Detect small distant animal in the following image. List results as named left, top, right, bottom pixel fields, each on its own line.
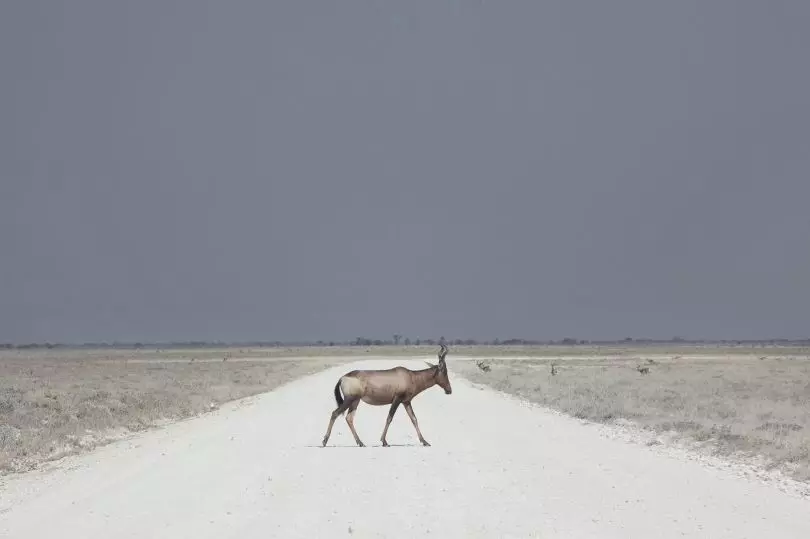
left=475, top=360, right=491, bottom=372
left=636, top=364, right=650, bottom=375
left=322, top=344, right=453, bottom=448
left=550, top=363, right=558, bottom=376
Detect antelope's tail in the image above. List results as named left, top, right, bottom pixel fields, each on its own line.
left=333, top=379, right=345, bottom=412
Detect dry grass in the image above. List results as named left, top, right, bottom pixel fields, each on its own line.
left=5, top=344, right=810, bottom=483
left=0, top=351, right=349, bottom=474
left=452, top=352, right=810, bottom=482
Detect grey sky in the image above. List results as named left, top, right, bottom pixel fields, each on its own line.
left=2, top=1, right=809, bottom=343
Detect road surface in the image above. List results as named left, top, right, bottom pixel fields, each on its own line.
left=2, top=358, right=809, bottom=538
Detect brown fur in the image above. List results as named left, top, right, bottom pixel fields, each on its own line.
left=321, top=345, right=452, bottom=447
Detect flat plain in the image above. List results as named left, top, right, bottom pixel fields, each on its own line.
left=452, top=344, right=810, bottom=483
left=2, top=350, right=810, bottom=538
left=2, top=344, right=809, bottom=483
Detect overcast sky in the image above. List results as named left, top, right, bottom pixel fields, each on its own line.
left=2, top=1, right=809, bottom=344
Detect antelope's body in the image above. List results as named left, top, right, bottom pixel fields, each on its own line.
left=336, top=365, right=442, bottom=405
left=321, top=345, right=452, bottom=447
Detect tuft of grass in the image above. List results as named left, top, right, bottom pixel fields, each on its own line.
left=452, top=353, right=810, bottom=482
left=0, top=354, right=348, bottom=474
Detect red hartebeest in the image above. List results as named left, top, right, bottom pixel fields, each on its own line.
left=321, top=344, right=452, bottom=447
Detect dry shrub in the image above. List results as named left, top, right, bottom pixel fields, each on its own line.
left=453, top=354, right=810, bottom=482
left=0, top=354, right=346, bottom=474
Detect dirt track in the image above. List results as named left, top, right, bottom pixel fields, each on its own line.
left=2, top=358, right=809, bottom=538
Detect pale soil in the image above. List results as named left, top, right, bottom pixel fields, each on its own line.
left=4, top=345, right=809, bottom=483
left=2, top=358, right=810, bottom=538
left=453, top=352, right=810, bottom=483
left=0, top=352, right=350, bottom=473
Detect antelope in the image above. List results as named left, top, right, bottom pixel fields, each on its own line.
left=321, top=344, right=452, bottom=448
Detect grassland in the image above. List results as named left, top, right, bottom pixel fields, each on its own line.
left=2, top=344, right=809, bottom=483
left=0, top=348, right=352, bottom=474
left=451, top=347, right=810, bottom=482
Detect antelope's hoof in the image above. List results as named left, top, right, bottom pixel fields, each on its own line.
left=381, top=440, right=389, bottom=447
left=421, top=440, right=431, bottom=447
left=357, top=441, right=366, bottom=447
left=321, top=438, right=328, bottom=447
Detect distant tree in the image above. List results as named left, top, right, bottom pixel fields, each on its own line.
left=393, top=334, right=402, bottom=345
left=404, top=337, right=411, bottom=346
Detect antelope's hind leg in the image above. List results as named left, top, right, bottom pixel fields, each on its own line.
left=345, top=399, right=364, bottom=447
left=322, top=398, right=352, bottom=447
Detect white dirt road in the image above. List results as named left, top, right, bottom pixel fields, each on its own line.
left=2, top=358, right=810, bottom=538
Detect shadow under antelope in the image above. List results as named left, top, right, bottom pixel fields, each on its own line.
left=321, top=344, right=453, bottom=448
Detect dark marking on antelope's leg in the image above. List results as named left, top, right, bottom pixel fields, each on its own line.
left=345, top=399, right=364, bottom=447
left=403, top=402, right=430, bottom=446
left=322, top=398, right=352, bottom=447
left=380, top=397, right=402, bottom=447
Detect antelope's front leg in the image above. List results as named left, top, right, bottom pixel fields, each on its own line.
left=380, top=397, right=402, bottom=447
left=403, top=402, right=430, bottom=446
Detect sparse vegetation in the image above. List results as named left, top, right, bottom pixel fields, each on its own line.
left=0, top=350, right=349, bottom=474
left=452, top=351, right=810, bottom=482
left=4, top=344, right=810, bottom=485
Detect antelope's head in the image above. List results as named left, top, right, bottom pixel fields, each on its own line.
left=435, top=344, right=452, bottom=394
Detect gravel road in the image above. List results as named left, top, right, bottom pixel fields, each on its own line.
left=2, top=358, right=809, bottom=538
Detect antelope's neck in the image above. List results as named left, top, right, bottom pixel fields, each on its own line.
left=412, top=368, right=437, bottom=395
